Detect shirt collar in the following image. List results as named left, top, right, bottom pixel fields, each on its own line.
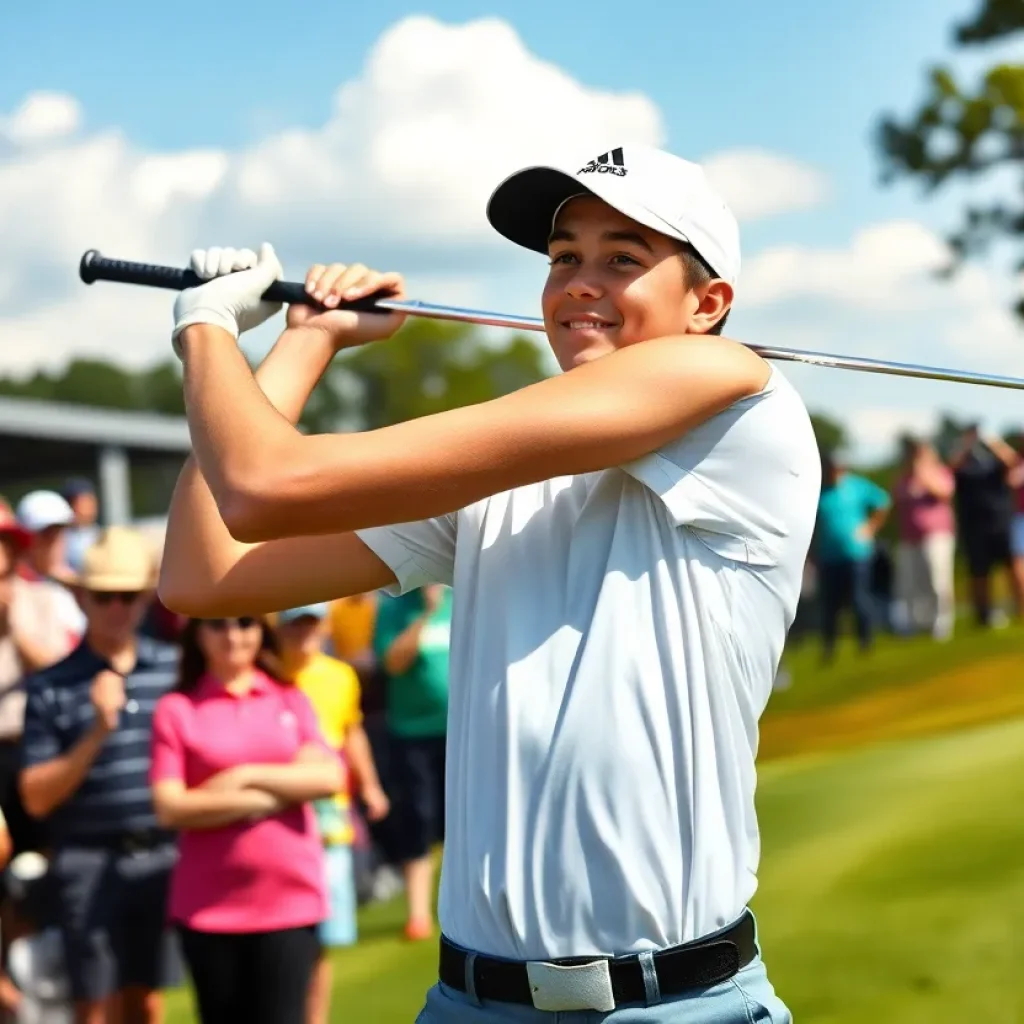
left=70, top=633, right=165, bottom=677
left=195, top=668, right=276, bottom=700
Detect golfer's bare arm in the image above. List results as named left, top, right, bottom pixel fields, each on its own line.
left=160, top=327, right=397, bottom=616
left=163, top=324, right=768, bottom=615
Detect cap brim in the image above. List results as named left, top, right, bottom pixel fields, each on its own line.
left=486, top=167, right=597, bottom=255
left=24, top=517, right=74, bottom=532
left=486, top=164, right=697, bottom=262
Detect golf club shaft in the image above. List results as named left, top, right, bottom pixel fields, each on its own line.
left=79, top=249, right=1024, bottom=391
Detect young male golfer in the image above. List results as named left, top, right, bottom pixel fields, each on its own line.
left=160, top=143, right=821, bottom=1022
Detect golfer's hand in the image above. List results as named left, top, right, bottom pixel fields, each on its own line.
left=172, top=243, right=284, bottom=357
left=286, top=262, right=407, bottom=349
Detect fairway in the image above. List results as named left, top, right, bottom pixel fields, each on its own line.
left=754, top=716, right=1024, bottom=1023
left=163, top=712, right=1024, bottom=1023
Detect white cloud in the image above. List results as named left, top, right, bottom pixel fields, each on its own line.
left=702, top=149, right=829, bottom=221
left=738, top=218, right=1024, bottom=389
left=11, top=6, right=1015, bottom=476
left=0, top=15, right=675, bottom=371
left=741, top=220, right=951, bottom=309
left=846, top=407, right=939, bottom=453
left=1, top=92, right=81, bottom=147
left=218, top=15, right=667, bottom=254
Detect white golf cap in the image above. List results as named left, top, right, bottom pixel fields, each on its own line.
left=16, top=490, right=75, bottom=533
left=486, top=143, right=741, bottom=286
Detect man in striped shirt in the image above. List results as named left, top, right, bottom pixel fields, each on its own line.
left=19, top=527, right=181, bottom=1024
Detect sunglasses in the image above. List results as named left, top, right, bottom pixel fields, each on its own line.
left=202, top=617, right=260, bottom=631
left=89, top=591, right=143, bottom=605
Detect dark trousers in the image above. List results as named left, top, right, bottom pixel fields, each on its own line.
left=178, top=924, right=320, bottom=1024
left=819, top=557, right=875, bottom=658
left=390, top=733, right=447, bottom=862
left=361, top=711, right=406, bottom=869
left=50, top=840, right=181, bottom=1002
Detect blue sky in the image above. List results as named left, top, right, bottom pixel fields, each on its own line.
left=1, top=0, right=1021, bottom=460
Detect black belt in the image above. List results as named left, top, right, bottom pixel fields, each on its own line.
left=439, top=910, right=757, bottom=1010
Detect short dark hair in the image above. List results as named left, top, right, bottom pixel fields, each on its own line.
left=680, top=245, right=730, bottom=336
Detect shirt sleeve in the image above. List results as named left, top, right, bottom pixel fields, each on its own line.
left=618, top=368, right=822, bottom=568
left=860, top=477, right=892, bottom=511
left=356, top=514, right=458, bottom=595
left=20, top=677, right=60, bottom=769
left=149, top=695, right=187, bottom=784
left=10, top=583, right=66, bottom=665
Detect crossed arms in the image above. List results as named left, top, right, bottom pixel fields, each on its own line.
left=152, top=744, right=344, bottom=831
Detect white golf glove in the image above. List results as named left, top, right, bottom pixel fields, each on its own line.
left=171, top=242, right=284, bottom=358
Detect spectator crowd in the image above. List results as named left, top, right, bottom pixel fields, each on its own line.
left=797, top=423, right=1024, bottom=661
left=0, top=478, right=452, bottom=1024
left=0, top=421, right=1020, bottom=1020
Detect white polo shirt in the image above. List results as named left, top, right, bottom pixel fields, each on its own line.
left=357, top=365, right=821, bottom=960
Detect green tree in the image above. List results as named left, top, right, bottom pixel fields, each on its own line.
left=304, top=317, right=551, bottom=433
left=809, top=413, right=847, bottom=457
left=0, top=358, right=187, bottom=415
left=136, top=361, right=186, bottom=416
left=876, top=0, right=1023, bottom=317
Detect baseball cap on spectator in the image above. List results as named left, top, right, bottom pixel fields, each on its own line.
left=0, top=499, right=31, bottom=554
left=77, top=526, right=156, bottom=592
left=277, top=603, right=329, bottom=624
left=16, top=491, right=75, bottom=534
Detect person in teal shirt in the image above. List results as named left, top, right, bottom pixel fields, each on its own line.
left=373, top=585, right=451, bottom=941
left=815, top=454, right=891, bottom=660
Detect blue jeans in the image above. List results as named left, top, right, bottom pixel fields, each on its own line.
left=818, top=556, right=875, bottom=658
left=413, top=920, right=791, bottom=1023
left=319, top=844, right=357, bottom=948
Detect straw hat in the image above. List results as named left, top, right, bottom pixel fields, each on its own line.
left=77, top=526, right=157, bottom=592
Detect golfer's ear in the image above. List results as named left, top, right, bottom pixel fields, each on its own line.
left=689, top=280, right=733, bottom=335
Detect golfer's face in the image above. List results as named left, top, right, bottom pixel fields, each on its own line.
left=542, top=196, right=692, bottom=371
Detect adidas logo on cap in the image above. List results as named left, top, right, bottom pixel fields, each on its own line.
left=578, top=148, right=627, bottom=177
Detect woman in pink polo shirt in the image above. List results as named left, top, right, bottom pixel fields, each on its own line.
left=892, top=438, right=957, bottom=640
left=150, top=615, right=343, bottom=1024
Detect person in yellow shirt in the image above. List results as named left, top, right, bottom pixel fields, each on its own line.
left=327, top=592, right=408, bottom=900
left=326, top=593, right=377, bottom=674
left=275, top=603, right=390, bottom=1024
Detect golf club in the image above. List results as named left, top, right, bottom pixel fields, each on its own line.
left=79, top=249, right=1024, bottom=391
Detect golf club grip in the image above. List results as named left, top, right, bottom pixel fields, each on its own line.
left=78, top=250, right=391, bottom=312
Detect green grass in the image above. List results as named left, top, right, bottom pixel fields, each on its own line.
left=164, top=713, right=1024, bottom=1022
left=753, top=717, right=1024, bottom=1023
left=769, top=618, right=1024, bottom=716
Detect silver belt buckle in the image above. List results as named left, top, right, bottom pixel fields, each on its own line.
left=525, top=958, right=616, bottom=1012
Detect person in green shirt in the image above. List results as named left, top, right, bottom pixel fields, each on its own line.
left=373, top=584, right=451, bottom=941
